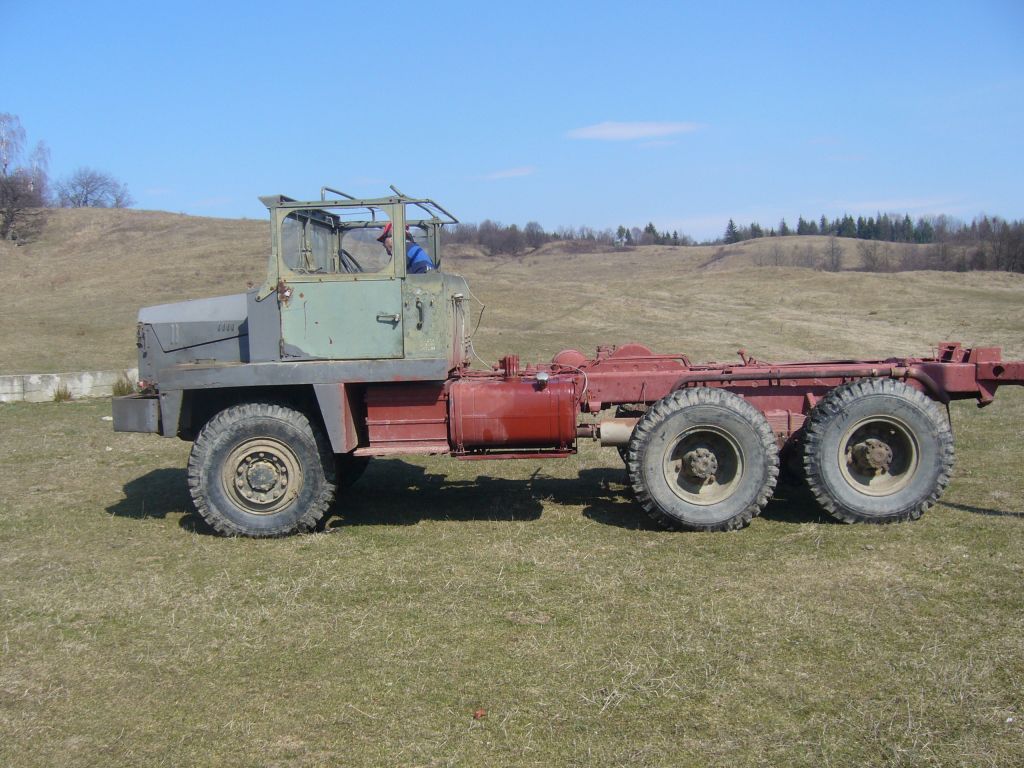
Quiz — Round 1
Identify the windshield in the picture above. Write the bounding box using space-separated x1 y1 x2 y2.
278 204 438 275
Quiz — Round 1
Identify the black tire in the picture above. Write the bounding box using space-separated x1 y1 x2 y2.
187 402 336 537
627 388 779 531
336 453 370 489
802 379 955 524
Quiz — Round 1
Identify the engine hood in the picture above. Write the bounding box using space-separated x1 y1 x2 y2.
139 293 248 353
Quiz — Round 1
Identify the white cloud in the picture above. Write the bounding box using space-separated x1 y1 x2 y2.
567 121 700 141
483 166 536 180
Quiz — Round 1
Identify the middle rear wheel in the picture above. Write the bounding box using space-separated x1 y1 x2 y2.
626 388 779 531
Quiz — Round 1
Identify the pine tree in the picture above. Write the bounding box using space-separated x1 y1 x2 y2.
725 219 740 243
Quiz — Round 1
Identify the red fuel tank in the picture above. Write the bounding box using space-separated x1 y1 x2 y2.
448 377 577 450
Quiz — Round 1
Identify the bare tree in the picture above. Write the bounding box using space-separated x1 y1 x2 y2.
477 219 502 254
524 220 545 250
0 113 49 240
824 236 843 272
858 239 883 271
796 242 818 268
56 167 133 208
0 114 25 176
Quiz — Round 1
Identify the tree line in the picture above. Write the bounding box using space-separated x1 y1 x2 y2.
1 113 133 241
445 219 697 255
447 211 1024 273
722 212 1024 273
723 212 947 245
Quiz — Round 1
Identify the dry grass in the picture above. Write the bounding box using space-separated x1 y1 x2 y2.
0 209 267 374
1 210 1024 766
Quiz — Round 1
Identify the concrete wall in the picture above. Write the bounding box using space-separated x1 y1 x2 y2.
0 368 139 403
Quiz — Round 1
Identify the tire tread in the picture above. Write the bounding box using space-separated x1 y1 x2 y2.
187 402 336 537
626 388 779 532
802 378 954 524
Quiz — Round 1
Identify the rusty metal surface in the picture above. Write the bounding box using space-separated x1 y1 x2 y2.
449 377 576 452
363 382 449 452
324 341 1024 458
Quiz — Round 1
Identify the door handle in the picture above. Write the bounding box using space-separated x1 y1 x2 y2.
415 298 424 330
376 312 400 324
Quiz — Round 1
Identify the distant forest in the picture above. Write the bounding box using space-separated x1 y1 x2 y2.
446 213 1024 273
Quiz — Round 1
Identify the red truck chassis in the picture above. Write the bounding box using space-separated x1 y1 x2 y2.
346 341 1023 533
360 341 1022 456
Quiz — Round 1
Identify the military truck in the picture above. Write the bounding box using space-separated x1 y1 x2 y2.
114 187 1024 537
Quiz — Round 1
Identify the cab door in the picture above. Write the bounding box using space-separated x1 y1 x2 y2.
276 208 405 360
280 279 404 360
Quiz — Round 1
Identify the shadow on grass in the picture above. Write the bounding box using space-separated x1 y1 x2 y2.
940 501 1024 518
104 467 213 534
107 460 839 536
106 461 643 534
761 478 833 525
330 460 657 529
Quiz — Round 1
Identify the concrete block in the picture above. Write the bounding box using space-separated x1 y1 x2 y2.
0 368 139 403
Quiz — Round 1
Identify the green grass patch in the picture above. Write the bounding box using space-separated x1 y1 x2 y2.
111 373 136 397
51 383 72 402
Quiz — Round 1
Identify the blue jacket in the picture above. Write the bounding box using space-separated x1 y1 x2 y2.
406 242 434 274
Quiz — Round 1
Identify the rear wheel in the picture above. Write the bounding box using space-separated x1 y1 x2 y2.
626 388 779 531
187 402 336 537
802 379 954 523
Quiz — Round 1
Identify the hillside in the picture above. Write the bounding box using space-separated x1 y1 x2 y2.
2 209 1023 373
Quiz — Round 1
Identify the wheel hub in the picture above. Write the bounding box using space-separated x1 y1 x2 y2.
235 452 290 505
850 438 893 474
682 448 719 480
245 459 283 493
222 439 302 514
662 426 743 506
838 416 919 496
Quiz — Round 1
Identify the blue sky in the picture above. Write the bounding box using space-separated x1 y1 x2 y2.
6 0 1023 240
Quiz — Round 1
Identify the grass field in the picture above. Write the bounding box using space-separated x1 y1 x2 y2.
2 210 1024 766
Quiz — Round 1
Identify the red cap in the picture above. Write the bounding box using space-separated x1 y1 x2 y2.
376 222 412 242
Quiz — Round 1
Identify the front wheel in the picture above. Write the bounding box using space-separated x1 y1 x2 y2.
802 379 955 523
187 402 336 537
626 388 779 531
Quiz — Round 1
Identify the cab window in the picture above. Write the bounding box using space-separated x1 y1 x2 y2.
280 210 395 275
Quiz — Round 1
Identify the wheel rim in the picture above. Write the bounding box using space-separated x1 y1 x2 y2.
661 425 743 505
837 415 919 496
220 437 303 514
